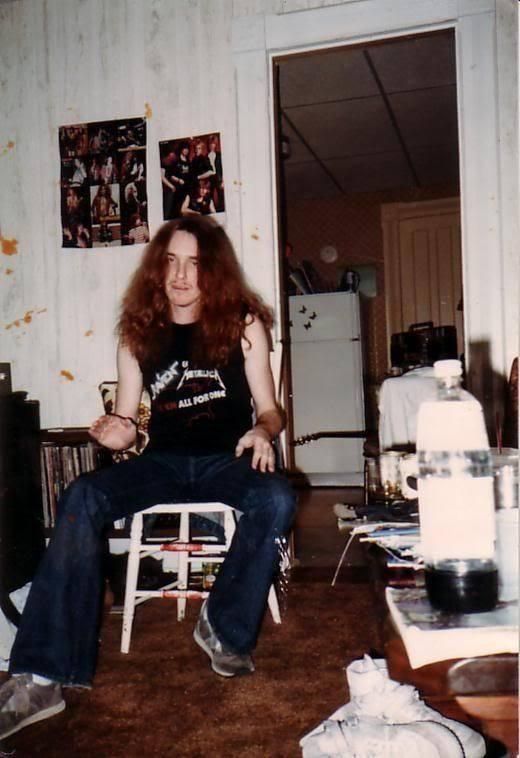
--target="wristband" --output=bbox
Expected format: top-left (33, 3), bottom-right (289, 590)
top-left (108, 412), bottom-right (138, 428)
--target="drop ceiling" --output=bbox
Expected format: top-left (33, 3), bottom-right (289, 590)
top-left (277, 30), bottom-right (459, 200)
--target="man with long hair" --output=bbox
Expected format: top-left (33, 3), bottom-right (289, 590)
top-left (0, 216), bottom-right (295, 740)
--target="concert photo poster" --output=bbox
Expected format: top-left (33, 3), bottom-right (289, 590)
top-left (159, 132), bottom-right (225, 223)
top-left (59, 117), bottom-right (149, 248)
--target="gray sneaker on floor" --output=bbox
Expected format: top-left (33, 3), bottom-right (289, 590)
top-left (0, 674), bottom-right (65, 740)
top-left (193, 601), bottom-right (255, 677)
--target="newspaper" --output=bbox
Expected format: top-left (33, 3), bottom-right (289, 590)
top-left (386, 586), bottom-right (519, 668)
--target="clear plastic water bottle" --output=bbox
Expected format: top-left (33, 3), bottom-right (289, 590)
top-left (416, 359), bottom-right (498, 613)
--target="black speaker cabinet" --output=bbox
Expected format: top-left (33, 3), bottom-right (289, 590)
top-left (0, 392), bottom-right (45, 623)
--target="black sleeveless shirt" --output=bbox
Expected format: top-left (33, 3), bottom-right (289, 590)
top-left (141, 323), bottom-right (253, 454)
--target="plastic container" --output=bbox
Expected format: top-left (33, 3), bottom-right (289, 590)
top-left (492, 449), bottom-right (519, 602)
top-left (417, 360), bottom-right (498, 613)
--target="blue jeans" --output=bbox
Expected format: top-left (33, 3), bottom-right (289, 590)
top-left (9, 450), bottom-right (295, 686)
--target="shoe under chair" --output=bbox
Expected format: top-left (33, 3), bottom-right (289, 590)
top-left (120, 501), bottom-right (281, 654)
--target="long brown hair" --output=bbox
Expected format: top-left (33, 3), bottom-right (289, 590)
top-left (117, 216), bottom-right (273, 367)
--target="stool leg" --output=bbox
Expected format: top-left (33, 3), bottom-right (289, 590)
top-left (267, 584), bottom-right (281, 624)
top-left (121, 512), bottom-right (144, 654)
top-left (177, 510), bottom-right (189, 621)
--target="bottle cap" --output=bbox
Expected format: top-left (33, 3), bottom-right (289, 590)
top-left (434, 359), bottom-right (462, 378)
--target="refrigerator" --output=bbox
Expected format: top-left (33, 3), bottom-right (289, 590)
top-left (288, 292), bottom-right (365, 485)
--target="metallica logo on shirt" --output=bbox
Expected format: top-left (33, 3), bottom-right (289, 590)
top-left (150, 360), bottom-right (228, 414)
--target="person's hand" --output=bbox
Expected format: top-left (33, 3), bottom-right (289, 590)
top-left (235, 426), bottom-right (275, 472)
top-left (89, 414), bottom-right (136, 451)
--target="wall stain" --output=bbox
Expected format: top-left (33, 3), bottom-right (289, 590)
top-left (5, 268), bottom-right (13, 275)
top-left (251, 233), bottom-right (259, 240)
top-left (144, 103), bottom-right (152, 119)
top-left (1, 236), bottom-right (18, 256)
top-left (1, 140), bottom-right (15, 156)
top-left (84, 329), bottom-right (93, 337)
top-left (60, 370), bottom-right (75, 381)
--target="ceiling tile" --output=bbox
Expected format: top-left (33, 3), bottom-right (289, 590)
top-left (278, 46), bottom-right (378, 107)
top-left (368, 32), bottom-right (456, 92)
top-left (410, 144), bottom-right (460, 187)
top-left (284, 161), bottom-right (342, 201)
top-left (284, 96), bottom-right (401, 159)
top-left (389, 86), bottom-right (459, 146)
top-left (325, 152), bottom-right (416, 193)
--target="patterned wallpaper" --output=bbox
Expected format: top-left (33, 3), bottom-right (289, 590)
top-left (286, 183), bottom-right (459, 428)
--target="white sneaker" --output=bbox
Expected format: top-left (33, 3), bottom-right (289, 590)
top-left (300, 716), bottom-right (465, 757)
top-left (337, 655), bottom-right (485, 758)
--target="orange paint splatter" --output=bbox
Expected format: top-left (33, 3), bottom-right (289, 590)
top-left (251, 233), bottom-right (259, 240)
top-left (60, 370), bottom-right (75, 381)
top-left (5, 269), bottom-right (13, 275)
top-left (1, 140), bottom-right (15, 156)
top-left (4, 308), bottom-right (45, 329)
top-left (84, 329), bottom-right (93, 337)
top-left (1, 237), bottom-right (18, 256)
top-left (144, 103), bottom-right (152, 119)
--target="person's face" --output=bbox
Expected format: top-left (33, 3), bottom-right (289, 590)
top-left (195, 143), bottom-right (203, 156)
top-left (164, 230), bottom-right (201, 321)
top-left (181, 147), bottom-right (189, 158)
top-left (67, 189), bottom-right (79, 209)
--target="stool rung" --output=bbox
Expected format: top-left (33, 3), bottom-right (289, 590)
top-left (159, 542), bottom-right (227, 553)
top-left (135, 589), bottom-right (209, 600)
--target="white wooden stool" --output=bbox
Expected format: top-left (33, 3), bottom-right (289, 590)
top-left (121, 501), bottom-right (281, 653)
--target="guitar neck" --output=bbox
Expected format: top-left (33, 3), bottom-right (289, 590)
top-left (292, 430), bottom-right (367, 446)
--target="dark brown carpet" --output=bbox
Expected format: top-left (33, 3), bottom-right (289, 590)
top-left (3, 570), bottom-right (381, 757)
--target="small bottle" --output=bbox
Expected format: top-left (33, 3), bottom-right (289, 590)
top-left (417, 359), bottom-right (498, 613)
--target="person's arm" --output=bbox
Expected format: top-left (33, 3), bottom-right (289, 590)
top-left (89, 342), bottom-right (143, 450)
top-left (161, 168), bottom-right (175, 192)
top-left (235, 316), bottom-right (284, 472)
top-left (181, 194), bottom-right (200, 216)
top-left (197, 168), bottom-right (216, 180)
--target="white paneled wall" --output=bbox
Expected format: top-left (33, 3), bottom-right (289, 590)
top-left (0, 0), bottom-right (236, 427)
top-left (0, 0), bottom-right (517, 430)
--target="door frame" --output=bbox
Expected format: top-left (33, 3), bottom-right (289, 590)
top-left (231, 0), bottom-right (518, 422)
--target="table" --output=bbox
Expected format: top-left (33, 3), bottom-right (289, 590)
top-left (371, 548), bottom-right (519, 757)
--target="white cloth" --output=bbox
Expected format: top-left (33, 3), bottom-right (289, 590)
top-left (0, 583), bottom-right (30, 670)
top-left (378, 367), bottom-right (437, 450)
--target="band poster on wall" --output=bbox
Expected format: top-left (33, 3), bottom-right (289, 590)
top-left (59, 118), bottom-right (149, 248)
top-left (159, 132), bottom-right (225, 222)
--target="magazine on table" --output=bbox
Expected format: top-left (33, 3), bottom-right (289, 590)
top-left (386, 586), bottom-right (519, 668)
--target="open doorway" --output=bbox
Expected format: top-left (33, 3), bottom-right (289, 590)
top-left (273, 29), bottom-right (461, 483)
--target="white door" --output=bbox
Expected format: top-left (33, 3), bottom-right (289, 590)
top-left (382, 197), bottom-right (464, 362)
